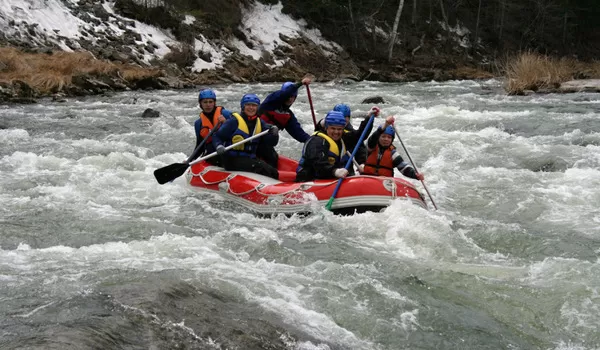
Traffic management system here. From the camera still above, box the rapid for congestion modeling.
[1,80,599,349]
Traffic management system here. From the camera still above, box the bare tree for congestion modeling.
[439,0,449,28]
[498,0,505,41]
[562,7,568,45]
[412,0,417,25]
[474,0,482,44]
[348,0,358,49]
[387,0,406,61]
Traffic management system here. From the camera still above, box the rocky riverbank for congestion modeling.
[0,44,496,104]
[0,0,499,104]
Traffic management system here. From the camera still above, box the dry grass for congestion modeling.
[504,52,600,94]
[0,47,162,94]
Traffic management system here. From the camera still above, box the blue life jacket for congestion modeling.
[227,113,262,158]
[297,132,348,173]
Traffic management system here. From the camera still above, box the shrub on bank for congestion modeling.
[504,52,600,95]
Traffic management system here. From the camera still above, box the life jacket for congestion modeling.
[199,106,223,143]
[363,145,395,177]
[297,132,347,172]
[228,113,262,158]
[260,109,291,129]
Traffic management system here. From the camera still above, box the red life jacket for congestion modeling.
[260,109,291,129]
[199,106,223,141]
[363,145,395,177]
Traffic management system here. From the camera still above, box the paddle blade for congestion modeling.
[325,197,334,211]
[153,163,190,185]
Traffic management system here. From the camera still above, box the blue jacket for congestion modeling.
[258,83,310,143]
[212,113,278,157]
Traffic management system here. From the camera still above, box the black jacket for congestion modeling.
[296,135,351,182]
[315,114,373,164]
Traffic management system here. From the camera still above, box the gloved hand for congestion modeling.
[416,172,425,181]
[385,116,395,125]
[269,126,279,136]
[369,106,381,117]
[334,168,349,178]
[358,164,365,173]
[216,145,226,156]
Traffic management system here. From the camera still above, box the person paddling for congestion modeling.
[316,103,379,168]
[212,94,279,179]
[257,76,313,168]
[190,89,232,165]
[362,116,425,181]
[295,111,351,182]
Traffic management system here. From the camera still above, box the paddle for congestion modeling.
[325,113,376,211]
[393,127,438,210]
[154,129,271,185]
[305,84,317,128]
[186,122,222,164]
[346,151,361,172]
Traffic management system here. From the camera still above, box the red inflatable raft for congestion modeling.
[186,155,427,215]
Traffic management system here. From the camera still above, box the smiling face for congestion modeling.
[200,99,216,113]
[379,133,393,147]
[243,103,258,117]
[326,125,344,141]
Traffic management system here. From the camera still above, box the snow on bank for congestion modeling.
[192,1,341,71]
[0,0,86,50]
[0,0,340,71]
[100,2,176,61]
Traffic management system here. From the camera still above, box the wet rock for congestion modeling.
[12,80,37,98]
[110,51,130,63]
[361,96,386,104]
[52,93,68,102]
[361,68,403,82]
[8,97,37,104]
[0,81,38,104]
[197,50,212,62]
[141,108,160,118]
[92,4,110,21]
[71,74,113,92]
[134,76,168,90]
[336,77,359,84]
[559,79,600,93]
[144,43,155,53]
[157,76,190,89]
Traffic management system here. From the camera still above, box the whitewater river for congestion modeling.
[1,80,599,349]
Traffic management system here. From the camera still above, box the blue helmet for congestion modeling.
[240,93,261,109]
[383,126,395,138]
[281,81,298,97]
[198,89,216,101]
[324,111,346,128]
[333,103,351,118]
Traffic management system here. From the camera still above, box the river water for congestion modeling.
[1,80,599,349]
